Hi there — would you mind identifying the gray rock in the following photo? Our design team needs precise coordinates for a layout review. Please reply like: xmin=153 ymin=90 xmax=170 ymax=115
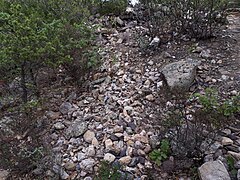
xmin=221 ymin=137 xmax=233 ymax=146
xmin=161 ymin=58 xmax=200 ymax=92
xmin=235 ymin=161 xmax=240 ymax=169
xmin=54 ymin=122 xmax=65 ymax=130
xmin=77 ymin=152 xmax=86 ymax=161
xmin=83 ymin=130 xmax=95 ymax=143
xmin=198 ymin=160 xmax=231 ymax=180
xmin=59 ymin=102 xmax=72 ymax=114
xmin=65 ymin=120 xmax=87 ymax=139
xmin=237 ymin=169 xmax=240 ymax=180
xmin=0 ymin=170 xmax=9 ymax=180
xmin=79 ymin=158 xmax=95 ymax=171
xmin=104 ymin=153 xmax=116 ymax=163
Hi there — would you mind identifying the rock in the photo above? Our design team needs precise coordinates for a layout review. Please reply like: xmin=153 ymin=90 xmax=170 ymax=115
xmin=146 ymin=94 xmax=155 ymax=101
xmin=221 ymin=137 xmax=233 ymax=146
xmin=83 ymin=130 xmax=95 ymax=143
xmin=60 ymin=170 xmax=70 ymax=180
xmin=54 ymin=122 xmax=65 ymax=130
xmin=84 ymin=177 xmax=92 ymax=180
xmin=119 ymin=156 xmax=132 ymax=165
xmin=228 ymin=151 xmax=240 ymax=160
xmin=79 ymin=158 xmax=95 ymax=171
xmin=149 ymin=37 xmax=160 ymax=47
xmin=65 ymin=120 xmax=87 ymax=139
xmin=115 ymin=17 xmax=124 ymax=26
xmin=47 ymin=111 xmax=61 ymax=120
xmin=59 ymin=102 xmax=72 ymax=114
xmin=64 ymin=161 xmax=76 ymax=170
xmin=92 ymin=137 xmax=99 ymax=146
xmin=198 ymin=160 xmax=231 ymax=180
xmin=0 ymin=170 xmax=9 ymax=180
xmin=77 ymin=152 xmax=86 ymax=161
xmin=237 ymin=169 xmax=240 ymax=180
xmin=104 ymin=153 xmax=116 ymax=163
xmin=86 ymin=145 xmax=95 ymax=157
xmin=161 ymin=58 xmax=200 ymax=92
xmin=235 ymin=161 xmax=240 ymax=169
xmin=105 ymin=139 xmax=113 ymax=150
xmin=200 ymin=49 xmax=211 ymax=58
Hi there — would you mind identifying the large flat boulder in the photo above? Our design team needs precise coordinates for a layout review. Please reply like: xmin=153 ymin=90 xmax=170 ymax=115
xmin=161 ymin=58 xmax=200 ymax=92
xmin=198 ymin=160 xmax=231 ymax=180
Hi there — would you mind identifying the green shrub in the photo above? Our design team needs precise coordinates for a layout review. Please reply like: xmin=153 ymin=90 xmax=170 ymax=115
xmin=149 ymin=139 xmax=170 ymax=166
xmin=0 ymin=0 xmax=98 ymax=102
xmin=97 ymin=0 xmax=128 ymax=15
xmin=95 ymin=161 xmax=122 ymax=180
xmin=140 ymin=0 xmax=229 ymax=41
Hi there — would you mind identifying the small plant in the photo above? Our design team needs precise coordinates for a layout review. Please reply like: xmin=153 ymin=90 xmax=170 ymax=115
xmin=95 ymin=161 xmax=122 ymax=180
xmin=149 ymin=139 xmax=170 ymax=166
xmin=194 ymin=88 xmax=240 ymax=117
xmin=227 ymin=156 xmax=238 ymax=177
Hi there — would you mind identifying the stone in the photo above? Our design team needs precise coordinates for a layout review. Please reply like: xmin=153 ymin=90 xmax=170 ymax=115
xmin=0 ymin=170 xmax=9 ymax=180
xmin=200 ymin=49 xmax=211 ymax=58
xmin=119 ymin=156 xmax=132 ymax=165
xmin=198 ymin=160 xmax=230 ymax=180
xmin=60 ymin=170 xmax=70 ymax=180
xmin=221 ymin=137 xmax=233 ymax=146
xmin=146 ymin=94 xmax=155 ymax=101
xmin=47 ymin=111 xmax=61 ymax=120
xmin=237 ymin=169 xmax=240 ymax=180
xmin=64 ymin=161 xmax=76 ymax=170
xmin=59 ymin=102 xmax=72 ymax=114
xmin=83 ymin=130 xmax=95 ymax=143
xmin=79 ymin=158 xmax=95 ymax=171
xmin=228 ymin=151 xmax=240 ymax=160
xmin=161 ymin=58 xmax=200 ymax=92
xmin=84 ymin=177 xmax=92 ymax=180
xmin=77 ymin=152 xmax=86 ymax=161
xmin=65 ymin=120 xmax=87 ymax=139
xmin=104 ymin=153 xmax=116 ymax=163
xmin=235 ymin=161 xmax=240 ymax=169
xmin=86 ymin=145 xmax=95 ymax=157
xmin=115 ymin=17 xmax=124 ymax=26
xmin=54 ymin=122 xmax=65 ymax=130
xmin=105 ymin=139 xmax=113 ymax=150
xmin=92 ymin=137 xmax=99 ymax=147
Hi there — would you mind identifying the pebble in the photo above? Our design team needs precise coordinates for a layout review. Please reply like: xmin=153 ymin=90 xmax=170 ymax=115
xmin=54 ymin=122 xmax=65 ymax=130
xmin=104 ymin=153 xmax=116 ymax=163
xmin=83 ymin=130 xmax=95 ymax=144
xmin=221 ymin=137 xmax=233 ymax=146
xmin=119 ymin=156 xmax=132 ymax=165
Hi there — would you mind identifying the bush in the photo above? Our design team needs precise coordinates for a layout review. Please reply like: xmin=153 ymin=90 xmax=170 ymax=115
xmin=0 ymin=0 xmax=98 ymax=103
xmin=162 ymin=89 xmax=239 ymax=157
xmin=140 ymin=0 xmax=229 ymax=41
xmin=97 ymin=0 xmax=128 ymax=15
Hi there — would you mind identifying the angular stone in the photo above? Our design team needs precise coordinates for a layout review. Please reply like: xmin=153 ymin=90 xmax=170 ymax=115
xmin=59 ymin=102 xmax=72 ymax=114
xmin=54 ymin=122 xmax=65 ymax=130
xmin=83 ymin=130 xmax=95 ymax=143
xmin=65 ymin=120 xmax=87 ymax=139
xmin=198 ymin=160 xmax=230 ymax=180
xmin=0 ymin=170 xmax=9 ymax=180
xmin=161 ymin=58 xmax=200 ymax=92
xmin=64 ymin=161 xmax=76 ymax=170
xmin=79 ymin=158 xmax=95 ymax=171
xmin=228 ymin=151 xmax=240 ymax=160
xmin=119 ymin=156 xmax=132 ymax=165
xmin=104 ymin=153 xmax=116 ymax=163
xmin=221 ymin=137 xmax=233 ymax=146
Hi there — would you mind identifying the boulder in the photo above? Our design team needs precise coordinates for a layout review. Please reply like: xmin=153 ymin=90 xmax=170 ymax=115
xmin=198 ymin=160 xmax=231 ymax=180
xmin=161 ymin=58 xmax=200 ymax=92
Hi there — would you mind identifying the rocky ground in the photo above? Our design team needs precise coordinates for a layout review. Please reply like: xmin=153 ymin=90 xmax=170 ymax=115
xmin=0 ymin=6 xmax=240 ymax=180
